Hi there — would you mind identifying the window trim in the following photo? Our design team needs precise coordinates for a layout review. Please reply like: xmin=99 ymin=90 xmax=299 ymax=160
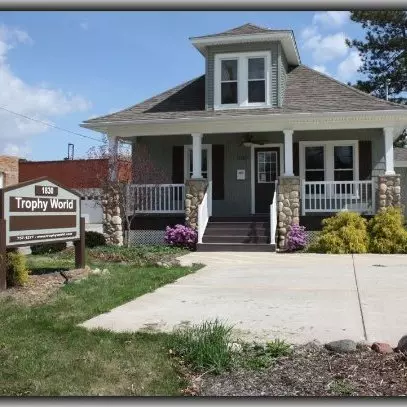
xmin=214 ymin=51 xmax=271 ymax=110
xmin=183 ymin=144 xmax=212 ymax=182
xmin=299 ymin=140 xmax=359 ymax=182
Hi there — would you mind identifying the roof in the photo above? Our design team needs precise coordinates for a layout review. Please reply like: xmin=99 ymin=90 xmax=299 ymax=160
xmin=394 ymin=147 xmax=407 ymax=162
xmin=83 ymin=65 xmax=407 ymax=125
xmin=189 ymin=23 xmax=289 ymax=39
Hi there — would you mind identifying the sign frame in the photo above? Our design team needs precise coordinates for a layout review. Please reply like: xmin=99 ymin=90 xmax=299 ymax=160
xmin=0 ymin=177 xmax=86 ymax=290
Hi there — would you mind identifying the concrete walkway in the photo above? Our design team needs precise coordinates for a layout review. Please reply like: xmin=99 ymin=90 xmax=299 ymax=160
xmin=81 ymin=253 xmax=407 ymax=345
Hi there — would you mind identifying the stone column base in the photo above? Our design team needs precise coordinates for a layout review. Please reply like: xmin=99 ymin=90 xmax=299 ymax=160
xmin=277 ymin=176 xmax=300 ymax=250
xmin=101 ymin=185 xmax=123 ymax=246
xmin=185 ymin=179 xmax=208 ymax=230
xmin=378 ymin=174 xmax=401 ymax=210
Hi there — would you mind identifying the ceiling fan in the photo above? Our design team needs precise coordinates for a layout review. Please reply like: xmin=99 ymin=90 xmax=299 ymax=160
xmin=240 ymin=134 xmax=270 ymax=147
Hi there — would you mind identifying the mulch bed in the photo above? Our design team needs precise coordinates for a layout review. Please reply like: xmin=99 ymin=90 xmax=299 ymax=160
xmin=197 ymin=342 xmax=407 ymax=396
xmin=0 ymin=268 xmax=91 ymax=306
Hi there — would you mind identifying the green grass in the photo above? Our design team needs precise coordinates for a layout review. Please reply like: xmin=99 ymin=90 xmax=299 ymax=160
xmin=0 ymin=253 xmax=199 ymax=396
xmin=168 ymin=319 xmax=234 ymax=374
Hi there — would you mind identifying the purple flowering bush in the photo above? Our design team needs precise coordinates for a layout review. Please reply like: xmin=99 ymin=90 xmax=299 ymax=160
xmin=164 ymin=224 xmax=197 ymax=251
xmin=286 ymin=224 xmax=307 ymax=252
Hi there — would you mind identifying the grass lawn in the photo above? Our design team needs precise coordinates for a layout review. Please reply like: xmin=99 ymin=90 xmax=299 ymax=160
xmin=0 ymin=247 xmax=199 ymax=396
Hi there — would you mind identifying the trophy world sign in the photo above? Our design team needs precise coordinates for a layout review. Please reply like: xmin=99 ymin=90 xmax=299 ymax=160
xmin=0 ymin=177 xmax=85 ymax=290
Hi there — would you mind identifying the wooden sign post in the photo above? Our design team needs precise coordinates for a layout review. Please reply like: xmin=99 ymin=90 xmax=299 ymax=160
xmin=0 ymin=177 xmax=84 ymax=290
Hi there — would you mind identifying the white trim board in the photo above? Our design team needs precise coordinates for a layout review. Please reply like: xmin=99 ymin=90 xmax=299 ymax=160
xmin=250 ymin=143 xmax=284 ymax=214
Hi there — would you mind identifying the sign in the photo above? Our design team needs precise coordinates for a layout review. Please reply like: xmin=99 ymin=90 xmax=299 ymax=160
xmin=0 ymin=177 xmax=85 ymax=290
xmin=237 ymin=169 xmax=246 ymax=180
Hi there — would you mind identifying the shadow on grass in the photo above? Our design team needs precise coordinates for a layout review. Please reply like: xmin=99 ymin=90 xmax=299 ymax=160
xmin=29 ymin=267 xmax=70 ymax=276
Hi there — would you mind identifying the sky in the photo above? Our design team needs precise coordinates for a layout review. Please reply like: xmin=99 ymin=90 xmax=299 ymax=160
xmin=0 ymin=11 xmax=366 ymax=161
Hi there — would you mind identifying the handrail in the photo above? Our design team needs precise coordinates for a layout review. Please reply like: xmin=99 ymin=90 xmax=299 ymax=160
xmin=270 ymin=181 xmax=278 ymax=246
xmin=197 ymin=181 xmax=212 ymax=244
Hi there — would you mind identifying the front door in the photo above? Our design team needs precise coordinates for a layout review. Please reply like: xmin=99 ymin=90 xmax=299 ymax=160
xmin=254 ymin=147 xmax=280 ymax=213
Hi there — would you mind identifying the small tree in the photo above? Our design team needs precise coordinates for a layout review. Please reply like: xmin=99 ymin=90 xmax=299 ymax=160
xmin=79 ymin=136 xmax=167 ymax=246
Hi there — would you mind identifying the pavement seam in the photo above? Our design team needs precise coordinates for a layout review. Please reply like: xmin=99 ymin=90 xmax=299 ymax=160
xmin=352 ymin=254 xmax=368 ymax=341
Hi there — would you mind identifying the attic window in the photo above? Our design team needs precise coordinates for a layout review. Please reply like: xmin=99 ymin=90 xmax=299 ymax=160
xmin=214 ymin=51 xmax=270 ymax=109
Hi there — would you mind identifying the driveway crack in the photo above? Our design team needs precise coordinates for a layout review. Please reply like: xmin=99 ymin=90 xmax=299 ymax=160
xmin=352 ymin=254 xmax=367 ymax=341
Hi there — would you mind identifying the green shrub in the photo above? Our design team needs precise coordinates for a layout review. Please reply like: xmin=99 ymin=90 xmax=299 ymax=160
xmin=30 ymin=242 xmax=67 ymax=255
xmin=309 ymin=211 xmax=369 ymax=254
xmin=6 ymin=249 xmax=29 ymax=287
xmin=368 ymin=207 xmax=407 ymax=254
xmin=167 ymin=319 xmax=234 ymax=374
xmin=85 ymin=231 xmax=106 ymax=248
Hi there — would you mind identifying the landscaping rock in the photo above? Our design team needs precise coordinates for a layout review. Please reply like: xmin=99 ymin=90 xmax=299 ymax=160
xmin=371 ymin=342 xmax=394 ymax=354
xmin=396 ymin=335 xmax=407 ymax=353
xmin=325 ymin=339 xmax=357 ymax=353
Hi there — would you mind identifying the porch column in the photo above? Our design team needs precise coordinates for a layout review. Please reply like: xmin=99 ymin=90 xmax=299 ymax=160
xmin=283 ymin=129 xmax=294 ymax=176
xmin=384 ymin=127 xmax=395 ymax=175
xmin=191 ymin=133 xmax=203 ymax=179
xmin=108 ymin=135 xmax=119 ymax=181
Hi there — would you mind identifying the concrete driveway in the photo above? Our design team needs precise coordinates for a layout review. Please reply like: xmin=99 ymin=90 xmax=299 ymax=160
xmin=81 ymin=253 xmax=407 ymax=345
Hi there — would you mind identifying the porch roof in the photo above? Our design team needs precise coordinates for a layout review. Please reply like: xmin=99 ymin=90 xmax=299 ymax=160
xmin=82 ymin=65 xmax=407 ymax=128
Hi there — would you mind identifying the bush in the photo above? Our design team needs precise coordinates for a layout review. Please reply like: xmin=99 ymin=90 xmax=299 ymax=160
xmin=164 ymin=224 xmax=197 ymax=251
xmin=286 ymin=224 xmax=307 ymax=251
xmin=368 ymin=207 xmax=407 ymax=254
xmin=30 ymin=241 xmax=67 ymax=255
xmin=85 ymin=231 xmax=106 ymax=248
xmin=168 ymin=319 xmax=234 ymax=374
xmin=6 ymin=249 xmax=29 ymax=287
xmin=309 ymin=211 xmax=369 ymax=254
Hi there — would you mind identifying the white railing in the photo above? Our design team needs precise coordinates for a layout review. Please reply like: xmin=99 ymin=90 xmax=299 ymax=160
xmin=128 ymin=184 xmax=185 ymax=214
xmin=301 ymin=180 xmax=374 ymax=215
xmin=197 ymin=181 xmax=212 ymax=244
xmin=269 ymin=181 xmax=278 ymax=246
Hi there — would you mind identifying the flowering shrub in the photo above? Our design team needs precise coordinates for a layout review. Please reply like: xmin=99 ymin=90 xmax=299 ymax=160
xmin=286 ymin=224 xmax=307 ymax=251
xmin=164 ymin=224 xmax=197 ymax=250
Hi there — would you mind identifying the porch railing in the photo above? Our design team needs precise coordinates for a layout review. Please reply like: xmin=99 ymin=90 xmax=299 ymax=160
xmin=269 ymin=181 xmax=278 ymax=246
xmin=127 ymin=184 xmax=185 ymax=214
xmin=301 ymin=180 xmax=375 ymax=215
xmin=197 ymin=181 xmax=212 ymax=244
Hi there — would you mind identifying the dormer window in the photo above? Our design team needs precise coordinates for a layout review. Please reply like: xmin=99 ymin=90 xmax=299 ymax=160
xmin=214 ymin=51 xmax=270 ymax=109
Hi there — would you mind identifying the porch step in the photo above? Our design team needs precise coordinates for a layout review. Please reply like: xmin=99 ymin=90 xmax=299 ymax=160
xmin=198 ymin=215 xmax=275 ymax=252
xmin=197 ymin=243 xmax=276 ymax=252
xmin=203 ymin=235 xmax=269 ymax=244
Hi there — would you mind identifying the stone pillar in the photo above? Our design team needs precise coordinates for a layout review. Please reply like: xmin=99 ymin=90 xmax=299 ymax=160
xmin=185 ymin=179 xmax=208 ymax=230
xmin=101 ymin=184 xmax=123 ymax=245
xmin=277 ymin=176 xmax=301 ymax=250
xmin=378 ymin=174 xmax=401 ymax=210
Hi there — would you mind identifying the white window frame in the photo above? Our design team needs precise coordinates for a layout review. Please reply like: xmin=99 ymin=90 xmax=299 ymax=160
xmin=299 ymin=140 xmax=359 ymax=182
xmin=183 ymin=144 xmax=212 ymax=182
xmin=0 ymin=172 xmax=3 ymax=188
xmin=214 ymin=51 xmax=271 ymax=110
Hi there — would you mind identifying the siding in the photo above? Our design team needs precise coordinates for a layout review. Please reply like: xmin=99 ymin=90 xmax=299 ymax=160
xmin=205 ymin=42 xmax=280 ymax=110
xmin=396 ymin=166 xmax=407 ymax=219
xmin=278 ymin=43 xmax=288 ymax=106
xmin=134 ymin=129 xmax=386 ymax=217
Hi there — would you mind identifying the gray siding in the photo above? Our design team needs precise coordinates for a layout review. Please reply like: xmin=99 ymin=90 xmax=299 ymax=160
xmin=396 ymin=166 xmax=407 ymax=219
xmin=278 ymin=43 xmax=288 ymax=106
xmin=205 ymin=42 xmax=280 ymax=110
xmin=133 ymin=129 xmax=385 ymax=217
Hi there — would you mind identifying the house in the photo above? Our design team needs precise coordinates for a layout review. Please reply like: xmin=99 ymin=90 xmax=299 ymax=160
xmin=81 ymin=23 xmax=407 ymax=251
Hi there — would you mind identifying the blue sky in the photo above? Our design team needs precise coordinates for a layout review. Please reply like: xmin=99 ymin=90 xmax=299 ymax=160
xmin=0 ymin=11 xmax=365 ymax=161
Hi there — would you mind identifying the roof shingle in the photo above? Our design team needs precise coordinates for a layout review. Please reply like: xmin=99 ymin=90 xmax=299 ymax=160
xmin=83 ymin=65 xmax=407 ymax=125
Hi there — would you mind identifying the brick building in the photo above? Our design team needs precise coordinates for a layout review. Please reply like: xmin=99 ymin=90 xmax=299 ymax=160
xmin=0 ymin=156 xmax=19 ymax=188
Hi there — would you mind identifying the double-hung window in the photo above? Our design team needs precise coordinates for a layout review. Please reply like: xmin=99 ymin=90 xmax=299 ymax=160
xmin=215 ymin=52 xmax=270 ymax=109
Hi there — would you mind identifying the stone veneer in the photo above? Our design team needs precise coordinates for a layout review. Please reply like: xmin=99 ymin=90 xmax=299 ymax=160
xmin=185 ymin=179 xmax=208 ymax=230
xmin=378 ymin=174 xmax=401 ymax=210
xmin=277 ymin=176 xmax=301 ymax=250
xmin=101 ymin=184 xmax=123 ymax=246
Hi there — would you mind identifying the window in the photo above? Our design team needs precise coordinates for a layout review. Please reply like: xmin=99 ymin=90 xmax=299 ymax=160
xmin=215 ymin=52 xmax=270 ymax=109
xmin=221 ymin=59 xmax=238 ymax=105
xmin=305 ymin=146 xmax=325 ymax=181
xmin=334 ymin=146 xmax=353 ymax=181
xmin=188 ymin=149 xmax=208 ymax=179
xmin=184 ymin=145 xmax=212 ymax=181
xmin=248 ymin=58 xmax=265 ymax=103
xmin=257 ymin=151 xmax=277 ymax=183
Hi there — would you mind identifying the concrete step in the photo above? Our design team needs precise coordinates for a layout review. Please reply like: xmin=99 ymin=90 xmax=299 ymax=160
xmin=202 ymin=235 xmax=269 ymax=244
xmin=197 ymin=243 xmax=276 ymax=252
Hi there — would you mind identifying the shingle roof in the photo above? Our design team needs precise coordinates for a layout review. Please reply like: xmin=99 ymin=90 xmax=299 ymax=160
xmin=190 ymin=23 xmax=284 ymax=39
xmin=83 ymin=65 xmax=407 ymax=125
xmin=394 ymin=147 xmax=407 ymax=162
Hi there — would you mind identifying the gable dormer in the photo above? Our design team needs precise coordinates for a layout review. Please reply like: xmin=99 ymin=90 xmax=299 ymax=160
xmin=190 ymin=23 xmax=300 ymax=111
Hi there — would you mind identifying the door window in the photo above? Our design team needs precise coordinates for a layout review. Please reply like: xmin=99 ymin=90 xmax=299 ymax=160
xmin=257 ymin=151 xmax=277 ymax=183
